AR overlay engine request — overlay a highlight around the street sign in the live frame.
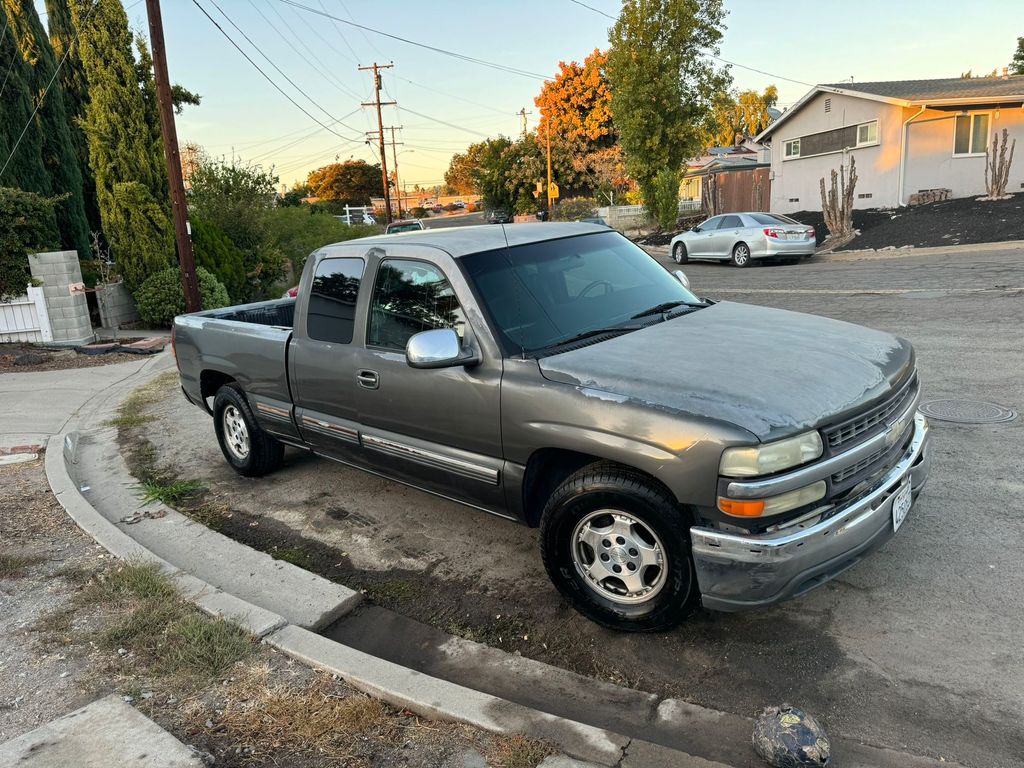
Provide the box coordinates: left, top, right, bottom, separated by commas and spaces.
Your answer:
549, 183, 560, 199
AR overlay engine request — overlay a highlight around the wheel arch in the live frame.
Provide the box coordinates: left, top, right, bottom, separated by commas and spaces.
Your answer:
200, 369, 238, 413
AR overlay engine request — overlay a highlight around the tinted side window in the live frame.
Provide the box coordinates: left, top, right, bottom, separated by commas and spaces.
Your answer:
720, 215, 742, 228
307, 257, 364, 344
700, 216, 722, 230
367, 259, 466, 350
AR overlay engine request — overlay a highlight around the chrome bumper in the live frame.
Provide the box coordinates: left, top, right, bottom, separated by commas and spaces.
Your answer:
691, 413, 931, 612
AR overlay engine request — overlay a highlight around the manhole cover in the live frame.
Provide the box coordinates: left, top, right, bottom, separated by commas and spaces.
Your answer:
918, 399, 1018, 424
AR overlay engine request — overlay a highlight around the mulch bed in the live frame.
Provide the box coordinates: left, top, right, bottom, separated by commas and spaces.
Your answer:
0, 344, 141, 372
633, 194, 1024, 251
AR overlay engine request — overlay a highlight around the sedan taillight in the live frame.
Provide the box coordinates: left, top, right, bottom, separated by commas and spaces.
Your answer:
808, 227, 816, 239
763, 227, 785, 238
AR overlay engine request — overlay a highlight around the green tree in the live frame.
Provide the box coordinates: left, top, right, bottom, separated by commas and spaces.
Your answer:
187, 158, 284, 298
71, 0, 174, 290
191, 217, 247, 302
0, 6, 49, 194
606, 0, 730, 209
707, 85, 778, 147
652, 167, 680, 229
265, 206, 377, 280
1012, 37, 1024, 75
43, 0, 100, 232
306, 160, 383, 205
0, 186, 58, 300
2, 0, 90, 256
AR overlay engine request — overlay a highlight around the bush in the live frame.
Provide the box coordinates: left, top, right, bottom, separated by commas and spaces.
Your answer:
192, 218, 247, 302
409, 206, 428, 218
0, 187, 59, 301
652, 169, 681, 231
551, 197, 598, 221
265, 207, 380, 279
134, 266, 230, 327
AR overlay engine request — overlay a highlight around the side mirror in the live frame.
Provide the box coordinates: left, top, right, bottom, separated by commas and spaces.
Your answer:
692, 226, 701, 232
673, 270, 691, 290
406, 328, 479, 369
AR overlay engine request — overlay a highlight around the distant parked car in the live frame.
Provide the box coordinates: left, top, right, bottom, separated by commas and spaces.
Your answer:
453, 200, 466, 209
484, 210, 513, 224
670, 212, 816, 267
385, 219, 426, 235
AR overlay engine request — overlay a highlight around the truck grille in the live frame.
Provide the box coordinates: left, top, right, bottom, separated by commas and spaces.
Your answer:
823, 373, 918, 451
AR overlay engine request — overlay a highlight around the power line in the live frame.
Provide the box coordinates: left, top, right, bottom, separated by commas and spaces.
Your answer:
276, 0, 550, 81
191, 0, 364, 146
205, 0, 364, 137
565, 0, 813, 87
400, 108, 493, 139
0, 0, 100, 181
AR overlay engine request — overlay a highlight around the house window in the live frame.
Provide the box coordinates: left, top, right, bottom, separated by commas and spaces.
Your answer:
953, 113, 990, 156
856, 120, 878, 146
784, 139, 800, 158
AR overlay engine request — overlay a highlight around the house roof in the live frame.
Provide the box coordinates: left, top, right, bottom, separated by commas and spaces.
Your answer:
756, 75, 1024, 141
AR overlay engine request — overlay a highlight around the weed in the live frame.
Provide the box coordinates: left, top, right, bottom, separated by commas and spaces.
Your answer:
361, 577, 426, 608
270, 545, 313, 570
158, 615, 254, 679
139, 479, 203, 507
105, 372, 178, 429
183, 504, 227, 531
101, 599, 186, 649
0, 552, 45, 578
485, 734, 557, 768
81, 562, 178, 604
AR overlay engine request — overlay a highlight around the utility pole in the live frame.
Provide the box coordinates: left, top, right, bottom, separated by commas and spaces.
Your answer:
387, 126, 403, 219
360, 62, 395, 224
145, 0, 200, 312
546, 120, 554, 214
517, 107, 531, 139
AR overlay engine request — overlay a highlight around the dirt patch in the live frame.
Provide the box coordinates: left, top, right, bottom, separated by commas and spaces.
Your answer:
0, 343, 141, 372
790, 192, 1024, 250
632, 215, 704, 246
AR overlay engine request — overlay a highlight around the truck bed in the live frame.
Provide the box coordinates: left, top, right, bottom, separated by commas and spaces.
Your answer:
201, 299, 295, 328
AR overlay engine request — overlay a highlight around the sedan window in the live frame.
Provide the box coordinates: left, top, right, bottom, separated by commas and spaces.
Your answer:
719, 215, 742, 228
697, 216, 723, 231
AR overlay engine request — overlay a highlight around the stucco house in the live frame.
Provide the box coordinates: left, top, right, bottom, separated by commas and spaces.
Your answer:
755, 74, 1024, 213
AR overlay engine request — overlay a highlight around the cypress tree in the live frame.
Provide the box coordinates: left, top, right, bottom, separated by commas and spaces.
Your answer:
1, 0, 90, 256
43, 0, 100, 232
70, 0, 173, 291
0, 5, 50, 193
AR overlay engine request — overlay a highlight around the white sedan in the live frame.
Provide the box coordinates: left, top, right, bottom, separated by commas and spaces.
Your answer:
670, 212, 816, 267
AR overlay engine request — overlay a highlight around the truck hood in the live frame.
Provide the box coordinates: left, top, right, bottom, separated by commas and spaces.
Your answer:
537, 301, 915, 442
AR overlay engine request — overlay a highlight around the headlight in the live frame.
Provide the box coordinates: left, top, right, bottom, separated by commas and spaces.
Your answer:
718, 481, 827, 518
720, 431, 823, 477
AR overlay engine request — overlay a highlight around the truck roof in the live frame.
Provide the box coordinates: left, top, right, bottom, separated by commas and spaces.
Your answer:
326, 222, 611, 258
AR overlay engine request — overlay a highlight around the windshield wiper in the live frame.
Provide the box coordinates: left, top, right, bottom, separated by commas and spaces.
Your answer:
546, 325, 638, 349
631, 300, 691, 319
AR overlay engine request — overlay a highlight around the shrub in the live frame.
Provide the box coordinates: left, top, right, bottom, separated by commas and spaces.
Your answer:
0, 187, 59, 301
551, 197, 598, 221
134, 266, 229, 327
192, 218, 247, 302
652, 168, 681, 231
265, 207, 379, 279
409, 206, 428, 218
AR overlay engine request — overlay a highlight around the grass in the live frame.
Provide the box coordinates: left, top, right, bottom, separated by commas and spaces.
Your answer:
0, 552, 45, 578
138, 478, 203, 507
270, 545, 314, 570
157, 614, 255, 679
105, 372, 179, 428
485, 734, 558, 768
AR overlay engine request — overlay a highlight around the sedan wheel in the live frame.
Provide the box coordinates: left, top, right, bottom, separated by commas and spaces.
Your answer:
672, 242, 688, 264
731, 242, 751, 267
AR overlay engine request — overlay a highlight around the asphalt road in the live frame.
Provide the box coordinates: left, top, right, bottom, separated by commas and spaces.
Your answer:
421, 211, 485, 229
148, 244, 1024, 768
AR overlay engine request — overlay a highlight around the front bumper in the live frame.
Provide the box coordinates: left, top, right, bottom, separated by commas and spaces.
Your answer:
691, 413, 931, 611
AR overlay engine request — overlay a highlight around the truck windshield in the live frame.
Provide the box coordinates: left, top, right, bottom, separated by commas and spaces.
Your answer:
460, 231, 703, 356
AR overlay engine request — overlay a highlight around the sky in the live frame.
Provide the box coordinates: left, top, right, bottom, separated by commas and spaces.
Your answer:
97, 0, 1024, 190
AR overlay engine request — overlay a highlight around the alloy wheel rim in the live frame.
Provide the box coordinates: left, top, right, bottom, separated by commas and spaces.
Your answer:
571, 509, 668, 605
735, 245, 749, 264
222, 405, 250, 460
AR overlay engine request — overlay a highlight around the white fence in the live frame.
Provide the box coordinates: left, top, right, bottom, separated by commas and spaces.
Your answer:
597, 199, 702, 232
0, 286, 53, 343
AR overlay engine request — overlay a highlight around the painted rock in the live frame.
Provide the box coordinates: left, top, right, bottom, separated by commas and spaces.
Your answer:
752, 705, 831, 767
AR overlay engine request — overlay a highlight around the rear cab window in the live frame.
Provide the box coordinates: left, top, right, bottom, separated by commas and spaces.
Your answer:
307, 257, 365, 344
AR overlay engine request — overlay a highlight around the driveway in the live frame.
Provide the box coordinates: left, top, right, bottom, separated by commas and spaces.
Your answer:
129, 245, 1024, 768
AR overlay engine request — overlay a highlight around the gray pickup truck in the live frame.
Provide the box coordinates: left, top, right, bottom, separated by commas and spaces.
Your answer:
173, 223, 931, 631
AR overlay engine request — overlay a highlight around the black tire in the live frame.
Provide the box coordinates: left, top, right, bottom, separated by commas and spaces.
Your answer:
540, 461, 698, 632
730, 242, 751, 267
672, 242, 688, 264
213, 384, 284, 477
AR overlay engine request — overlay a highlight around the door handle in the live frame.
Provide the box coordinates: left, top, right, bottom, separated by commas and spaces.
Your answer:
356, 369, 379, 390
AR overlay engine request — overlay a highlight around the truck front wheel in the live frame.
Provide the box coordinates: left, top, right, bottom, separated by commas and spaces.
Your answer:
540, 462, 698, 632
213, 384, 284, 477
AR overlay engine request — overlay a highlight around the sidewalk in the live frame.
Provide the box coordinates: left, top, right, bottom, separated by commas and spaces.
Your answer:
0, 355, 162, 450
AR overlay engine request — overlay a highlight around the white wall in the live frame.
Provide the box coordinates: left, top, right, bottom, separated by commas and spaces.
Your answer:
768, 92, 906, 212
903, 106, 1024, 199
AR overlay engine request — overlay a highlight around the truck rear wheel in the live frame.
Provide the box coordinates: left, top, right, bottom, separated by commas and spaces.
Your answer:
540, 462, 698, 632
213, 384, 284, 477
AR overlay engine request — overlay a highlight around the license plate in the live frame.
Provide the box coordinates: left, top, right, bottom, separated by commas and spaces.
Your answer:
892, 484, 912, 532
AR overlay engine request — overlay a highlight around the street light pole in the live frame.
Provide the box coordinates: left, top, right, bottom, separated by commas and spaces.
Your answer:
145, 0, 200, 312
